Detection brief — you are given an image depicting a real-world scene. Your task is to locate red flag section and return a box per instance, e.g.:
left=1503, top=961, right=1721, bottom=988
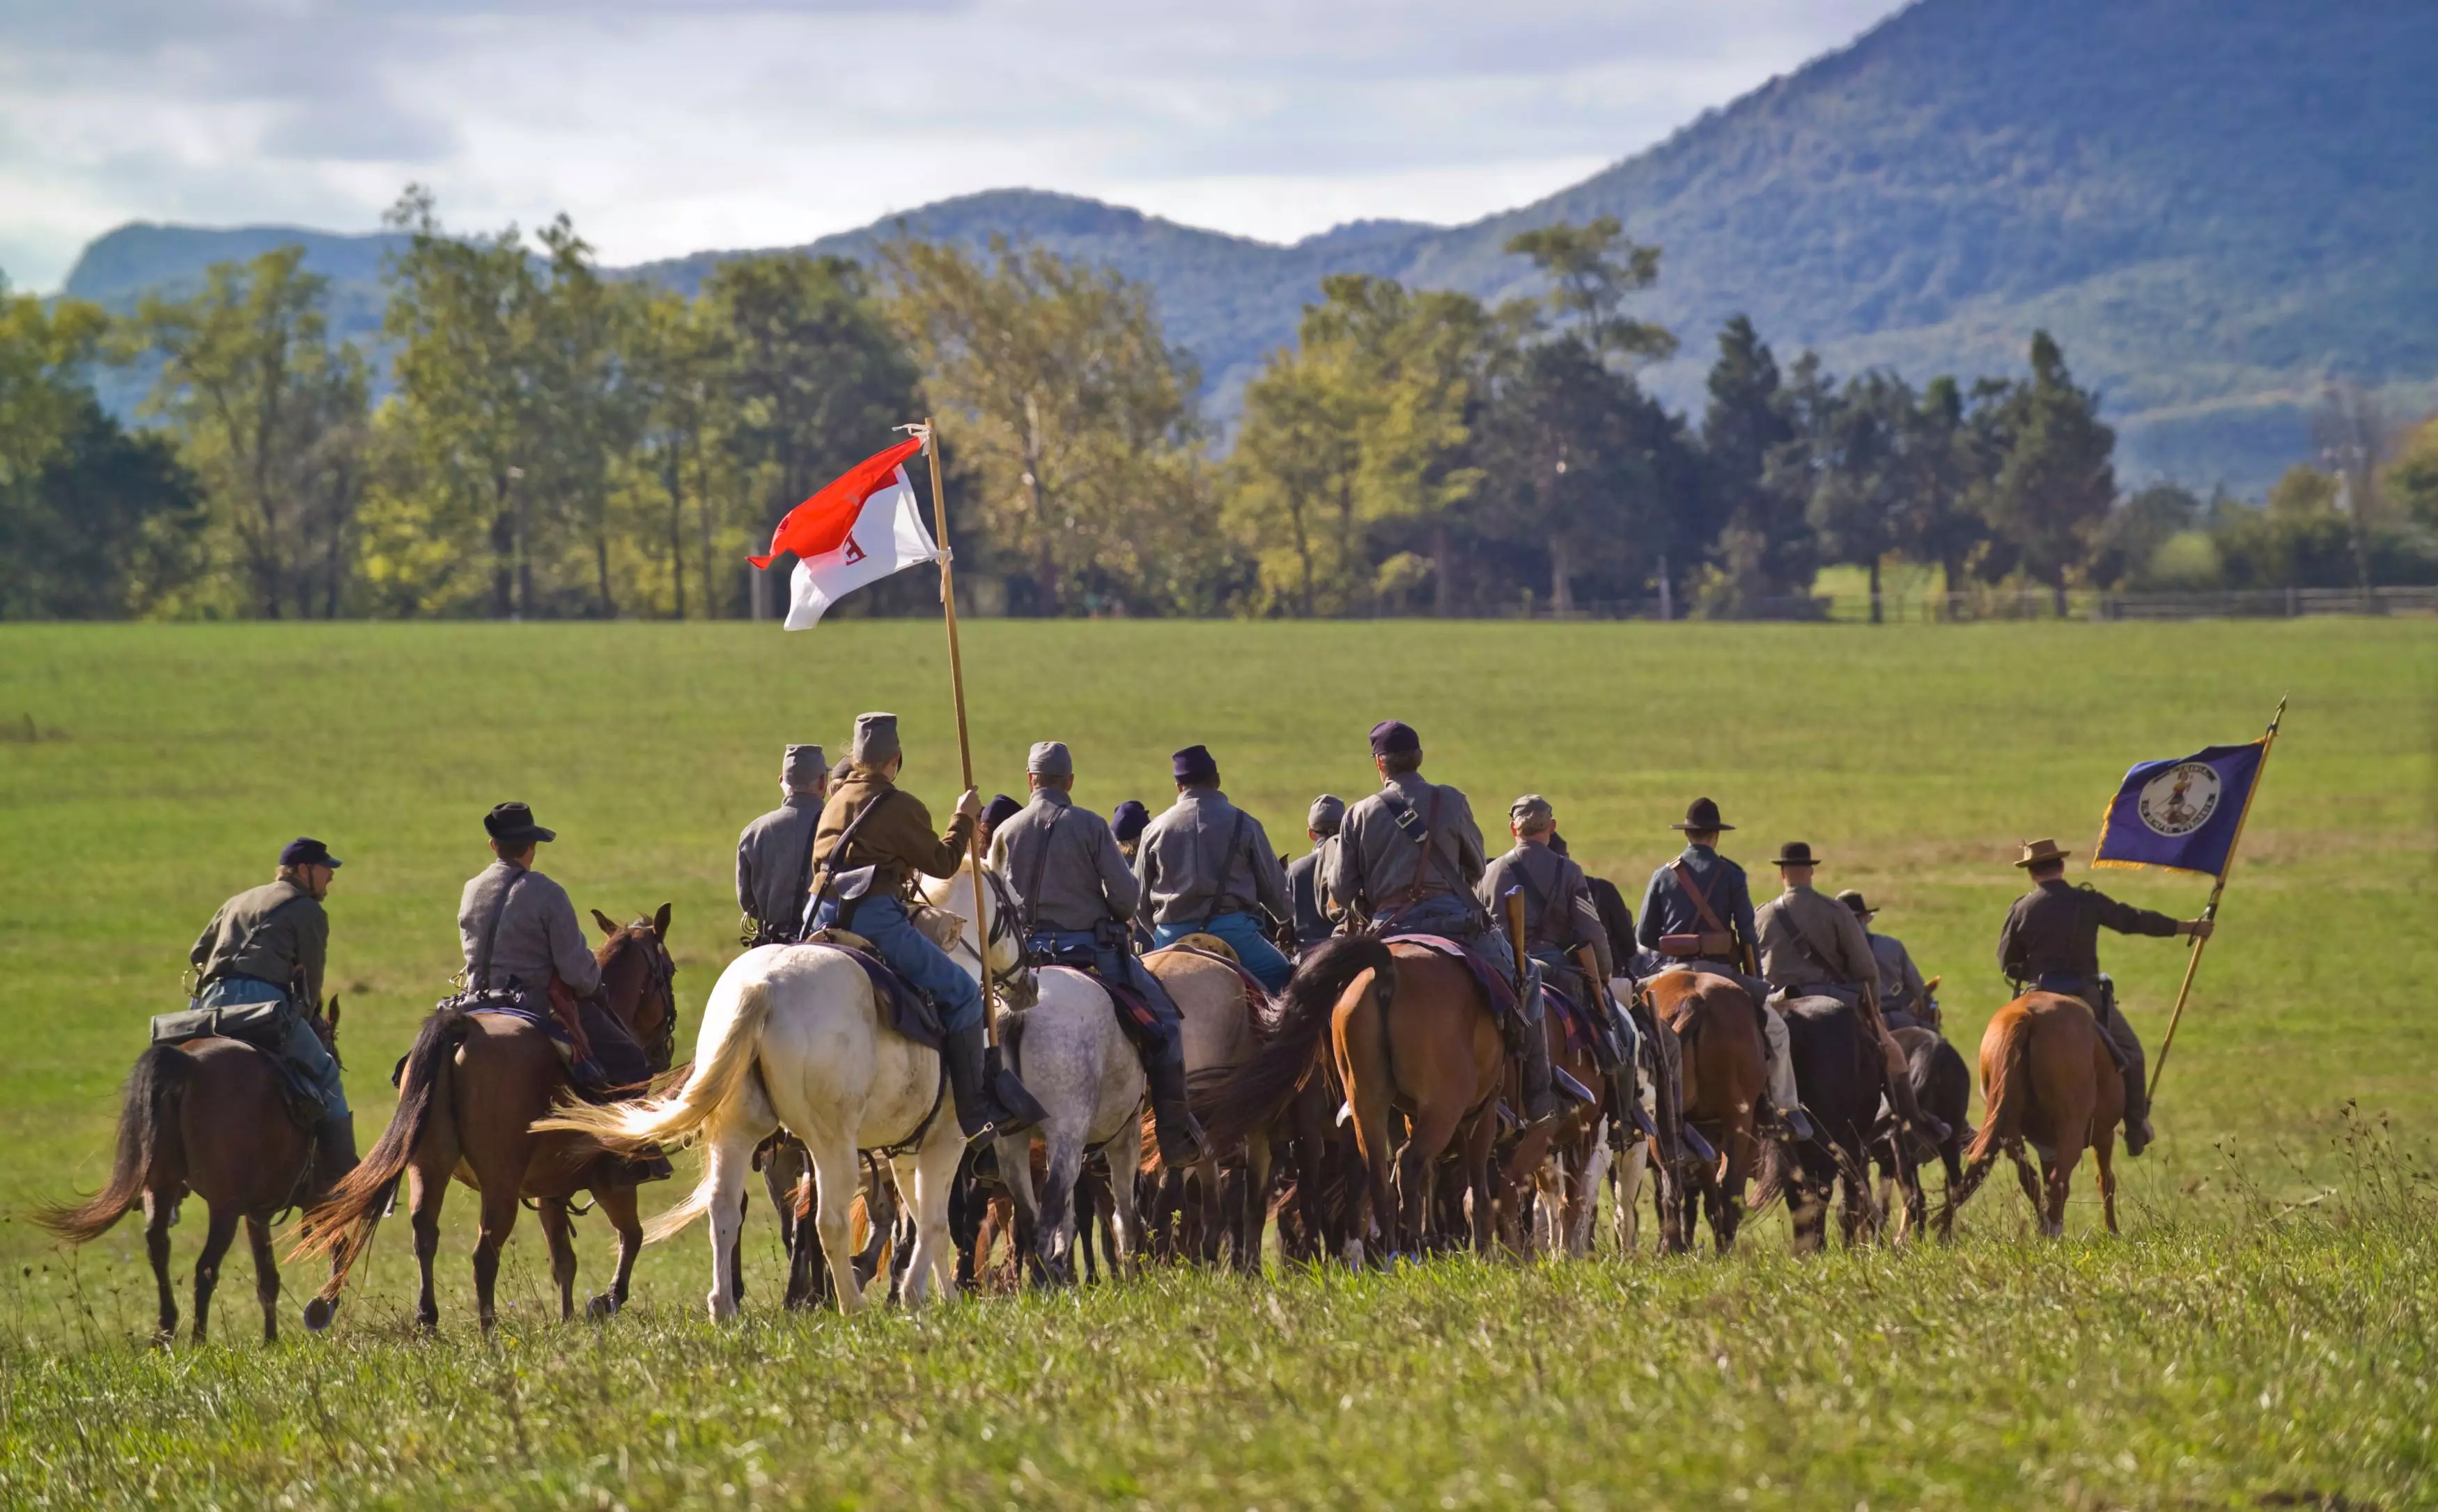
left=746, top=437, right=926, bottom=569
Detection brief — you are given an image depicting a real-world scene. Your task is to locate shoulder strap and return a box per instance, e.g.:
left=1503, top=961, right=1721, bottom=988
left=1672, top=859, right=1730, bottom=935
left=1197, top=806, right=1252, bottom=929
left=475, top=870, right=531, bottom=990
left=1514, top=851, right=1557, bottom=940
left=784, top=806, right=823, bottom=933
left=809, top=788, right=896, bottom=905
left=1022, top=804, right=1065, bottom=933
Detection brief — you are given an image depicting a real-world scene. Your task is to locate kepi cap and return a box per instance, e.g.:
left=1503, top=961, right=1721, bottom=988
left=981, top=793, right=1022, bottom=833
left=850, top=712, right=901, bottom=767
left=1369, top=719, right=1421, bottom=758
left=783, top=744, right=826, bottom=787
left=1172, top=744, right=1219, bottom=785
left=1027, top=740, right=1073, bottom=778
left=1111, top=800, right=1151, bottom=845
left=1509, top=793, right=1554, bottom=826
left=281, top=836, right=341, bottom=869
left=1306, top=793, right=1346, bottom=837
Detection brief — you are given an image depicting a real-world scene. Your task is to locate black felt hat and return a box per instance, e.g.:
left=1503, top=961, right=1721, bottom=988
left=1670, top=797, right=1734, bottom=832
left=483, top=801, right=557, bottom=846
left=1773, top=839, right=1822, bottom=868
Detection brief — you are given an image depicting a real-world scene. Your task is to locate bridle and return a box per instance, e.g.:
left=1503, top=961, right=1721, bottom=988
left=948, top=868, right=1025, bottom=973
left=606, top=924, right=681, bottom=1073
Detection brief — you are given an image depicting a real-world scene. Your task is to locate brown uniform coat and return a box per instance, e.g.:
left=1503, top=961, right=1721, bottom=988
left=812, top=770, right=975, bottom=896
left=1755, top=883, right=1882, bottom=997
left=1997, top=878, right=2178, bottom=983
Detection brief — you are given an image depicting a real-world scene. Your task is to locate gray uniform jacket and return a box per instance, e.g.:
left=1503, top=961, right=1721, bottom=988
left=458, top=861, right=600, bottom=997
left=1477, top=843, right=1613, bottom=980
left=191, top=879, right=329, bottom=1007
left=1287, top=843, right=1335, bottom=948
left=735, top=795, right=824, bottom=935
left=1326, top=772, right=1487, bottom=921
left=1755, top=884, right=1881, bottom=998
left=1134, top=788, right=1288, bottom=930
left=1869, top=931, right=1927, bottom=1016
left=991, top=788, right=1137, bottom=933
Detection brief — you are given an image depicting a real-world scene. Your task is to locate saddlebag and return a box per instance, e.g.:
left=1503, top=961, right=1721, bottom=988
left=151, top=999, right=289, bottom=1050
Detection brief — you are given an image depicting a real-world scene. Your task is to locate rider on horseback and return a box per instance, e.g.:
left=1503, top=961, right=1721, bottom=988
left=805, top=712, right=1046, bottom=1141
left=1285, top=794, right=1345, bottom=957
left=1480, top=794, right=1640, bottom=1097
left=186, top=836, right=356, bottom=1200
left=1998, top=836, right=2212, bottom=1157
left=1753, top=841, right=1950, bottom=1145
left=1133, top=745, right=1296, bottom=995
left=735, top=744, right=828, bottom=947
left=1839, top=889, right=1934, bottom=1029
left=1633, top=798, right=1815, bottom=1141
left=990, top=739, right=1209, bottom=1167
left=1326, top=719, right=1579, bottom=1127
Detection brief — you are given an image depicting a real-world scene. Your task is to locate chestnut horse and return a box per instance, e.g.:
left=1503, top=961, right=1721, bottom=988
left=1949, top=992, right=2123, bottom=1237
left=1643, top=970, right=1768, bottom=1254
left=1199, top=936, right=1504, bottom=1261
left=35, top=1004, right=344, bottom=1343
left=294, top=908, right=678, bottom=1331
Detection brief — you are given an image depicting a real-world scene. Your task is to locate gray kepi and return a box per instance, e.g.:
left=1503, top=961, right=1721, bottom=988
left=1027, top=740, right=1073, bottom=779
left=783, top=743, right=827, bottom=788
left=850, top=712, right=900, bottom=769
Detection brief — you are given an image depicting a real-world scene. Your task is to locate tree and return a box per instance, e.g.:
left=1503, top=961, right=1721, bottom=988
left=2314, top=380, right=2389, bottom=591
left=2088, top=482, right=2201, bottom=589
left=0, top=391, right=203, bottom=618
left=1893, top=375, right=1993, bottom=602
left=115, top=246, right=370, bottom=618
left=701, top=253, right=919, bottom=620
left=1980, top=331, right=2115, bottom=614
left=1800, top=370, right=1910, bottom=622
left=1225, top=345, right=1365, bottom=616
left=883, top=237, right=1207, bottom=616
left=1696, top=316, right=1815, bottom=614
left=2386, top=414, right=2438, bottom=528
left=1502, top=218, right=1677, bottom=369
left=0, top=276, right=109, bottom=492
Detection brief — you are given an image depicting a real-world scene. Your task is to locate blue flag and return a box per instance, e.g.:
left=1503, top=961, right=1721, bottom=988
left=2092, top=741, right=2268, bottom=878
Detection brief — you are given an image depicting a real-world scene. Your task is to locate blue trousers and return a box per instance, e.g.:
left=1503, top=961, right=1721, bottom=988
left=814, top=892, right=986, bottom=1035
left=1030, top=928, right=1186, bottom=1070
left=1154, top=912, right=1292, bottom=993
left=195, top=977, right=349, bottom=1117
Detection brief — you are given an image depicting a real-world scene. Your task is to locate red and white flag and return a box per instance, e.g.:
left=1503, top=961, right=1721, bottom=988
left=746, top=435, right=943, bottom=630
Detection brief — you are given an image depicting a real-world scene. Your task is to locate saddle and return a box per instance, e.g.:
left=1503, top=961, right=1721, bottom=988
left=799, top=937, right=944, bottom=1052
left=1146, top=938, right=1275, bottom=1008
left=456, top=997, right=615, bottom=1099
left=1032, top=962, right=1166, bottom=1057
left=151, top=999, right=327, bottom=1127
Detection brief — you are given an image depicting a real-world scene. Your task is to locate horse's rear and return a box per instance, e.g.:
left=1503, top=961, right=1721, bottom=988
left=993, top=966, right=1144, bottom=1285
left=1335, top=945, right=1503, bottom=1257
left=1954, top=993, right=2123, bottom=1237
left=1644, top=971, right=1766, bottom=1254
left=1148, top=945, right=1264, bottom=1270
left=1776, top=995, right=1897, bottom=1252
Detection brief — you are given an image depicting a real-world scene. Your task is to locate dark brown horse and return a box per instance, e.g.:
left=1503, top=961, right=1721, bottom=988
left=1200, top=937, right=1504, bottom=1261
left=1950, top=992, right=2123, bottom=1237
left=294, top=908, right=678, bottom=1331
left=1643, top=970, right=1768, bottom=1254
left=35, top=1004, right=344, bottom=1343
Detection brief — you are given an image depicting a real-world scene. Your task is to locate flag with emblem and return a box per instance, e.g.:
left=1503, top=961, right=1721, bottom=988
left=2090, top=739, right=2269, bottom=878
left=746, top=437, right=942, bottom=630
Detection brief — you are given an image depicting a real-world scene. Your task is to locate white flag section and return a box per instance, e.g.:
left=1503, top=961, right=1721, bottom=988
left=782, top=466, right=942, bottom=630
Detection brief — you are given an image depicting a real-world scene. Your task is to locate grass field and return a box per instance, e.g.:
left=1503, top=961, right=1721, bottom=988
left=1, top=618, right=2433, bottom=1508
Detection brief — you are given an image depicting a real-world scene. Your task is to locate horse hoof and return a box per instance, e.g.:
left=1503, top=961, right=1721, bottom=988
left=302, top=1297, right=336, bottom=1333
left=586, top=1293, right=620, bottom=1321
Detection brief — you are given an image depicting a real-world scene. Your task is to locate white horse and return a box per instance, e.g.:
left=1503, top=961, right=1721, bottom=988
left=919, top=868, right=1143, bottom=1285
left=534, top=906, right=1023, bottom=1318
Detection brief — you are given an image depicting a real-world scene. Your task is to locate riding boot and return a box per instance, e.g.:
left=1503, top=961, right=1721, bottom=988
left=610, top=1148, right=674, bottom=1185
left=948, top=1023, right=1046, bottom=1139
left=309, top=1113, right=358, bottom=1204
left=1145, top=1058, right=1210, bottom=1168
left=1516, top=1014, right=1575, bottom=1125
left=1763, top=1096, right=1818, bottom=1144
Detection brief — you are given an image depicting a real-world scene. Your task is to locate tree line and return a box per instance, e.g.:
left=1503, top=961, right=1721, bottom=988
left=5, top=194, right=2434, bottom=621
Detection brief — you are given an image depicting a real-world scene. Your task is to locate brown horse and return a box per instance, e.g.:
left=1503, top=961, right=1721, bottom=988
left=1200, top=936, right=1504, bottom=1261
left=1145, top=943, right=1266, bottom=1270
left=294, top=908, right=678, bottom=1331
left=1643, top=970, right=1768, bottom=1254
left=1949, top=992, right=2123, bottom=1237
left=35, top=1004, right=344, bottom=1343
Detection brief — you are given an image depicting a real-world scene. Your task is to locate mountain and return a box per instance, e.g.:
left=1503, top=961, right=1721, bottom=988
left=57, top=0, right=2438, bottom=494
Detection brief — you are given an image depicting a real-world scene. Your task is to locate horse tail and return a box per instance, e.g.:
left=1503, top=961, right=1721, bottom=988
left=1951, top=1007, right=2032, bottom=1212
left=291, top=1005, right=471, bottom=1284
left=534, top=972, right=775, bottom=1152
left=1197, top=935, right=1394, bottom=1151
left=33, top=1046, right=192, bottom=1245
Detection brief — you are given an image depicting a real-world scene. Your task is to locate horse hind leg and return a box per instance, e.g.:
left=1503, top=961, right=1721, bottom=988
left=143, top=1192, right=178, bottom=1342
left=472, top=1183, right=521, bottom=1333
left=1036, top=1130, right=1085, bottom=1286
left=247, top=1215, right=281, bottom=1345
left=407, top=1164, right=447, bottom=1330
left=536, top=1199, right=579, bottom=1323
left=701, top=1127, right=756, bottom=1321
left=2095, top=1131, right=2120, bottom=1236
left=805, top=1136, right=869, bottom=1315
left=190, top=1204, right=239, bottom=1345
left=591, top=1185, right=644, bottom=1319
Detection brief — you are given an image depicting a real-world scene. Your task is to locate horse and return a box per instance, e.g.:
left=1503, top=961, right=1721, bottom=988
left=1874, top=1025, right=1971, bottom=1240
left=293, top=909, right=678, bottom=1332
left=1498, top=983, right=1611, bottom=1256
left=924, top=867, right=1145, bottom=1288
left=1949, top=992, right=2124, bottom=1237
left=1642, top=970, right=1767, bottom=1254
left=534, top=884, right=1024, bottom=1318
left=1200, top=935, right=1505, bottom=1261
left=1144, top=941, right=1264, bottom=1269
left=35, top=1003, right=345, bottom=1344
left=1767, top=994, right=1916, bottom=1252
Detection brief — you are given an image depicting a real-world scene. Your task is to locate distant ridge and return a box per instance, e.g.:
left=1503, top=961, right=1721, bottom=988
left=57, top=0, right=2438, bottom=494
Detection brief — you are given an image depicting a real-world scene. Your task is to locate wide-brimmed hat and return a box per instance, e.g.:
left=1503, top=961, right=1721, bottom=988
left=2014, top=837, right=2071, bottom=869
left=1670, top=797, right=1734, bottom=832
left=1773, top=840, right=1822, bottom=868
left=280, top=836, right=342, bottom=869
left=483, top=802, right=556, bottom=846
left=1836, top=889, right=1873, bottom=917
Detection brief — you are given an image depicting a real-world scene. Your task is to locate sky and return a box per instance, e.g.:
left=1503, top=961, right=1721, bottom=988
left=0, top=0, right=1902, bottom=293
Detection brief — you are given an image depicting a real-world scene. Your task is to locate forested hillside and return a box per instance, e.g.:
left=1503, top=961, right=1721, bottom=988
left=52, top=0, right=2438, bottom=494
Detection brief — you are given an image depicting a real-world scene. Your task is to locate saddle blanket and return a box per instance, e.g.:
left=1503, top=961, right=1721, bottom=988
left=461, top=1001, right=612, bottom=1096
left=1148, top=940, right=1274, bottom=1006
left=1537, top=973, right=1601, bottom=1061
left=1381, top=934, right=1521, bottom=1022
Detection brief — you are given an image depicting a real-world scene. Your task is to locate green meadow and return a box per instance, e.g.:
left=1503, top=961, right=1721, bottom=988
left=1, top=618, right=2432, bottom=1509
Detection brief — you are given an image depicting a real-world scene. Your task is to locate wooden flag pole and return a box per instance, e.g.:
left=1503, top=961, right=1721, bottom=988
left=919, top=416, right=999, bottom=1043
left=2148, top=694, right=2286, bottom=1100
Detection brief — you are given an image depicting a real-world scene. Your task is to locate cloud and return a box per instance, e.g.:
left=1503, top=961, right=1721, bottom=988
left=0, top=0, right=1900, bottom=289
